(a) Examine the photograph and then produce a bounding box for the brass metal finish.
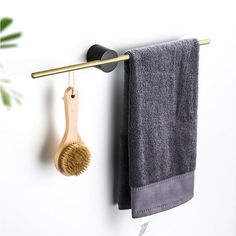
[31,39,210,79]
[32,55,129,78]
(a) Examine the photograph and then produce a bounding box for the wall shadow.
[109,64,124,205]
[39,82,58,165]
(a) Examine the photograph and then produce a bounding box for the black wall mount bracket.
[87,44,118,73]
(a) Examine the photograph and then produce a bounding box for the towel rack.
[31,39,210,79]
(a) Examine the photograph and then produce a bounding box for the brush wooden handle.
[64,87,80,141]
[54,87,80,172]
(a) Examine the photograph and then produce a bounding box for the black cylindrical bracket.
[86,44,118,73]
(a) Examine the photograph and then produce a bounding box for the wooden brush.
[54,87,90,176]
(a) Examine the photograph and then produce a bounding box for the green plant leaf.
[0,87,11,107]
[0,32,22,43]
[0,43,18,48]
[14,97,22,105]
[0,18,13,32]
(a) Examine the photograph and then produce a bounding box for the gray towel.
[118,39,199,218]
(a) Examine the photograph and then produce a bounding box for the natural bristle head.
[59,143,91,176]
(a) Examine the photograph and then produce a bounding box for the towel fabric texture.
[118,39,200,218]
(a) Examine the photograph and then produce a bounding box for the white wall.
[1,0,236,235]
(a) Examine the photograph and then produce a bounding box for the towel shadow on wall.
[39,82,58,165]
[109,64,124,204]
[108,37,180,205]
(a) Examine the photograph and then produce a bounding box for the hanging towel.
[118,39,200,218]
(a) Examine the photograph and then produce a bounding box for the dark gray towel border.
[131,171,194,218]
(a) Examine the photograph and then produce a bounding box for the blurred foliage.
[0,18,22,48]
[0,77,22,108]
[0,17,22,108]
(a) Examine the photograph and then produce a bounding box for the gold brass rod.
[199,38,211,45]
[31,54,129,78]
[31,39,210,79]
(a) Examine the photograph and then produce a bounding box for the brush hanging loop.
[68,71,76,97]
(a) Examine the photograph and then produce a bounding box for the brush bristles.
[59,143,91,176]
